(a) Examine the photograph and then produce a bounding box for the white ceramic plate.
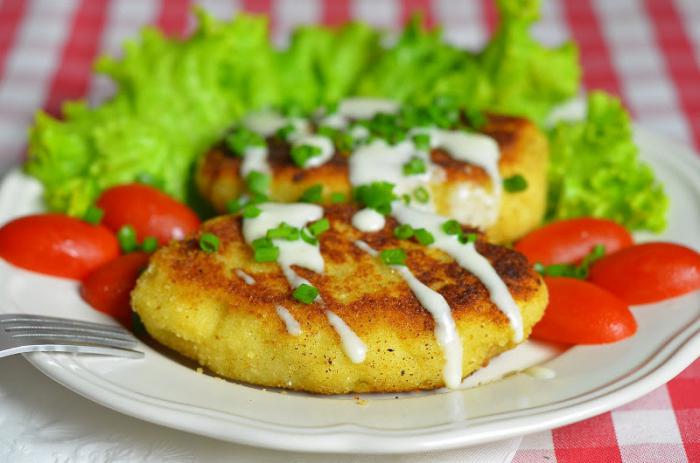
[0,127,698,455]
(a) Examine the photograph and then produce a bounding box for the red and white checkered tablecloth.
[0,1,697,461]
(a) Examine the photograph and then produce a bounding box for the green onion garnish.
[266,222,299,241]
[412,134,431,150]
[276,124,295,141]
[534,244,607,280]
[458,232,477,244]
[401,193,411,205]
[380,248,407,266]
[393,224,414,240]
[441,219,461,236]
[292,283,319,304]
[300,184,323,203]
[290,144,322,167]
[300,228,319,245]
[83,205,104,225]
[226,198,244,214]
[353,181,397,215]
[252,238,279,262]
[402,157,427,176]
[242,205,261,218]
[199,233,220,254]
[503,174,528,193]
[308,218,330,237]
[117,225,138,253]
[414,228,435,246]
[226,127,265,156]
[413,186,430,204]
[246,171,270,196]
[141,236,159,253]
[330,192,346,204]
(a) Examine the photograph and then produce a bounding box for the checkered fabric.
[0,1,697,461]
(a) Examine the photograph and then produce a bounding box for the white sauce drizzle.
[235,269,255,285]
[325,310,367,363]
[351,208,386,232]
[291,134,335,169]
[390,202,524,342]
[242,203,324,289]
[241,146,270,178]
[242,203,367,363]
[354,240,463,388]
[339,98,399,119]
[275,305,301,336]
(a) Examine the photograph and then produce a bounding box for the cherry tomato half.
[531,277,637,344]
[588,242,700,305]
[80,252,151,327]
[515,218,633,266]
[0,214,119,280]
[96,184,200,245]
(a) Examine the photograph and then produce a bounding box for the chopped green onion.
[380,248,407,266]
[393,224,414,240]
[335,132,355,152]
[226,127,265,156]
[412,134,431,150]
[402,157,427,176]
[401,193,411,205]
[248,193,268,205]
[199,233,220,254]
[353,181,397,215]
[300,228,319,245]
[413,186,430,204]
[290,144,322,167]
[458,232,477,244]
[308,218,330,237]
[266,222,299,241]
[117,225,138,253]
[316,126,336,138]
[503,174,528,193]
[276,124,295,141]
[226,198,245,214]
[441,219,461,236]
[414,228,435,246]
[534,245,607,280]
[141,236,158,253]
[330,192,346,204]
[464,108,487,130]
[246,171,270,196]
[242,205,261,218]
[83,205,104,225]
[300,184,323,203]
[252,238,279,262]
[292,283,319,304]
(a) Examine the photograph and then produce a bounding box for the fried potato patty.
[132,204,548,394]
[196,115,549,244]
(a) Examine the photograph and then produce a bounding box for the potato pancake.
[132,203,547,394]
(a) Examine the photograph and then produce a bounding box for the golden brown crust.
[132,204,548,394]
[195,115,549,244]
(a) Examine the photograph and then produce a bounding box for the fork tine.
[0,343,144,359]
[0,314,130,334]
[10,332,138,349]
[4,323,136,342]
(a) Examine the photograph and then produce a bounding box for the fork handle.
[0,344,144,359]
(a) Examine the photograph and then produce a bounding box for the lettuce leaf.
[547,92,668,232]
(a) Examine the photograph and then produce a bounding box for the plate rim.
[2,125,698,454]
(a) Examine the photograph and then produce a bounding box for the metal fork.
[0,314,144,359]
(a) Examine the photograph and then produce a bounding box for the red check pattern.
[0,1,697,461]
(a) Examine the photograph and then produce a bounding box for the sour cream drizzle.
[390,202,524,342]
[242,203,367,363]
[235,269,256,285]
[352,208,386,232]
[355,240,463,388]
[275,305,301,336]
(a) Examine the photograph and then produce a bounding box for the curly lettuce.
[547,92,668,232]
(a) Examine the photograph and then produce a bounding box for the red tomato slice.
[531,277,637,344]
[96,184,200,245]
[0,214,119,280]
[515,218,633,265]
[80,252,151,327]
[588,242,700,305]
